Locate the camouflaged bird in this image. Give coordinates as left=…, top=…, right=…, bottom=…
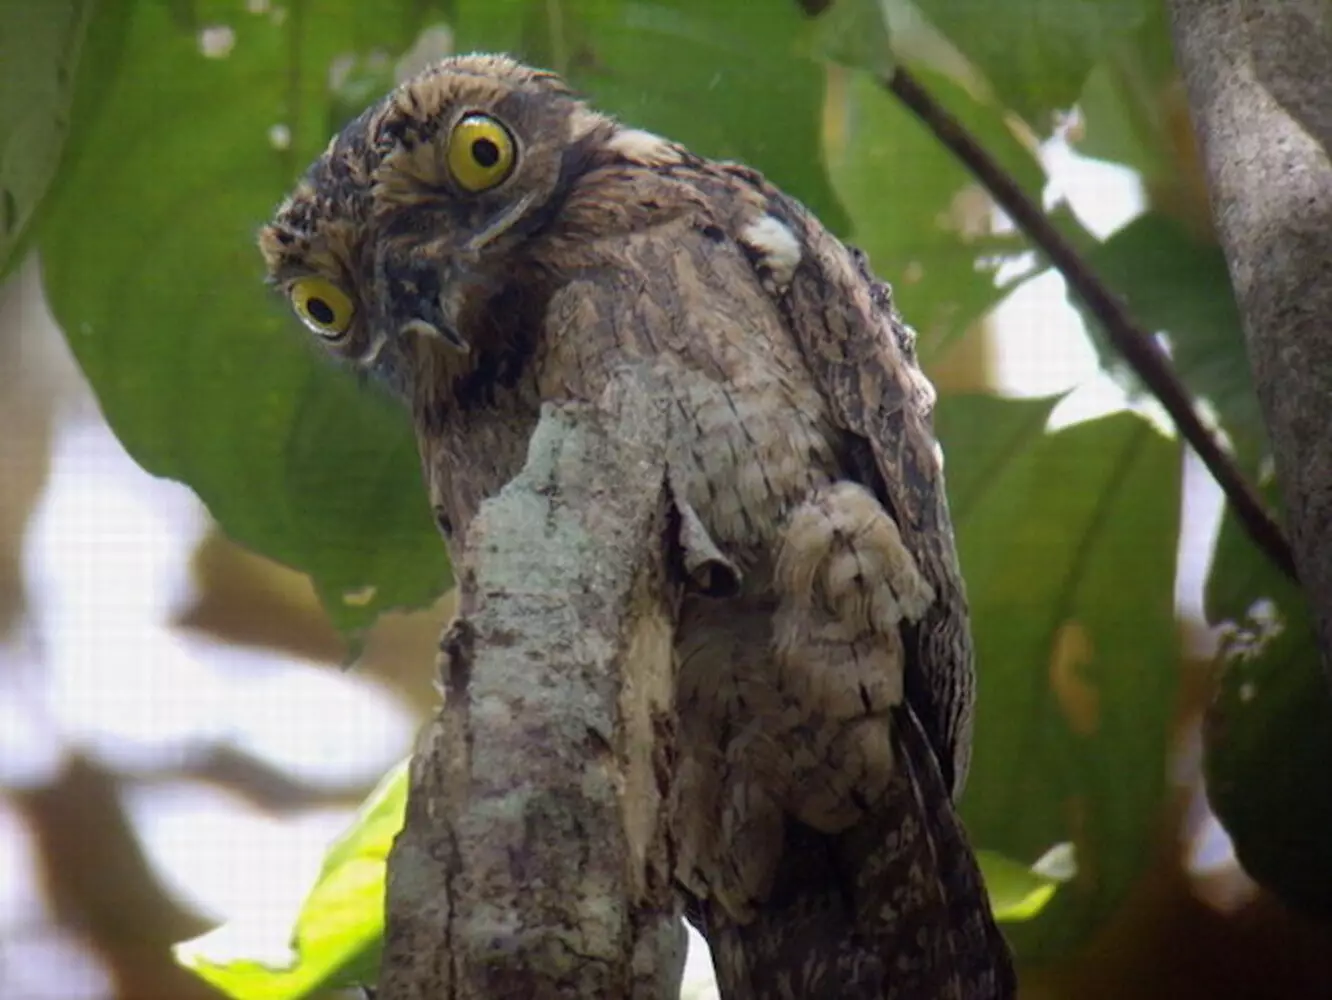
left=260, top=54, right=1012, bottom=997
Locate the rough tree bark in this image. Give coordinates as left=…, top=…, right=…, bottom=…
left=379, top=387, right=688, bottom=999
left=378, top=376, right=1012, bottom=998
left=1167, top=0, right=1332, bottom=687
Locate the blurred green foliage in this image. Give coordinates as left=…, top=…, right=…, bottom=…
left=0, top=0, right=98, bottom=273
left=939, top=396, right=1179, bottom=957
left=3, top=0, right=1327, bottom=995
left=1205, top=484, right=1332, bottom=920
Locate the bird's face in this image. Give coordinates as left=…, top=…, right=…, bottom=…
left=258, top=54, right=614, bottom=395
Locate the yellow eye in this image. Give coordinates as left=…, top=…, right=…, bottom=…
left=289, top=276, right=354, bottom=340
left=446, top=113, right=516, bottom=192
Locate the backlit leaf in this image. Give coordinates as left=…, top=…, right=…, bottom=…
left=38, top=0, right=453, bottom=635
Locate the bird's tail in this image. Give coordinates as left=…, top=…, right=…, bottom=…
left=690, top=703, right=1016, bottom=999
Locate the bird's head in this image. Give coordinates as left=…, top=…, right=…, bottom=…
left=258, top=54, right=618, bottom=395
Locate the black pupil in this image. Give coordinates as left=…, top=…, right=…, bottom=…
left=471, top=137, right=500, bottom=168
left=307, top=297, right=335, bottom=325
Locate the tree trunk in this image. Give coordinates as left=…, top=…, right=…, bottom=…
left=379, top=388, right=687, bottom=999
left=1167, top=0, right=1332, bottom=688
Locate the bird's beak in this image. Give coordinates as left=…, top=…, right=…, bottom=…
left=400, top=317, right=469, bottom=354
left=464, top=191, right=539, bottom=252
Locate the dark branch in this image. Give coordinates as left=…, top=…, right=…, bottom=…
left=882, top=65, right=1298, bottom=583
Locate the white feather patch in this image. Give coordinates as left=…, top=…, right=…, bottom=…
left=740, top=214, right=802, bottom=289
left=606, top=127, right=683, bottom=166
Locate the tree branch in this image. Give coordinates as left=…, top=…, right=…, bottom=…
left=1165, top=0, right=1332, bottom=686
left=379, top=388, right=686, bottom=999
left=16, top=755, right=216, bottom=1000
left=882, top=65, right=1298, bottom=584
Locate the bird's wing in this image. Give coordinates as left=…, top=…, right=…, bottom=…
left=722, top=171, right=976, bottom=799
left=701, top=168, right=1014, bottom=998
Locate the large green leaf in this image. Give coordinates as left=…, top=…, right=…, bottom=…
left=1204, top=501, right=1332, bottom=918
left=38, top=1, right=452, bottom=634
left=1084, top=211, right=1265, bottom=465
left=823, top=64, right=1043, bottom=362
left=0, top=0, right=100, bottom=274
left=912, top=0, right=1155, bottom=127
left=450, top=0, right=848, bottom=231
left=939, top=394, right=1181, bottom=958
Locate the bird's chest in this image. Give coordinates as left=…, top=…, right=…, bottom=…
left=416, top=381, right=543, bottom=547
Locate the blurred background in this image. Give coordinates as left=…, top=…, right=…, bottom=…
left=3, top=2, right=1332, bottom=998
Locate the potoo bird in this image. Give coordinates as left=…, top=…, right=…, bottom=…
left=260, top=54, right=1010, bottom=996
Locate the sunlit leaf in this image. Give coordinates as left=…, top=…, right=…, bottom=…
left=977, top=849, right=1067, bottom=923
left=175, top=761, right=409, bottom=998
left=939, top=393, right=1180, bottom=958
left=38, top=0, right=452, bottom=635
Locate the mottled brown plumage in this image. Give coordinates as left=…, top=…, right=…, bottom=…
left=260, top=53, right=1010, bottom=997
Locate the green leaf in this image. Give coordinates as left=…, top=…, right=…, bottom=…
left=450, top=0, right=849, bottom=231
left=912, top=0, right=1154, bottom=127
left=939, top=394, right=1181, bottom=958
left=824, top=66, right=1044, bottom=361
left=0, top=0, right=99, bottom=274
left=1085, top=211, right=1265, bottom=464
left=807, top=0, right=894, bottom=75
left=175, top=761, right=409, bottom=998
left=38, top=0, right=451, bottom=635
left=1204, top=503, right=1332, bottom=918
left=1072, top=1, right=1179, bottom=181
left=977, top=848, right=1068, bottom=923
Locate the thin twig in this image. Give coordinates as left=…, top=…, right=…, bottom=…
left=883, top=65, right=1298, bottom=582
